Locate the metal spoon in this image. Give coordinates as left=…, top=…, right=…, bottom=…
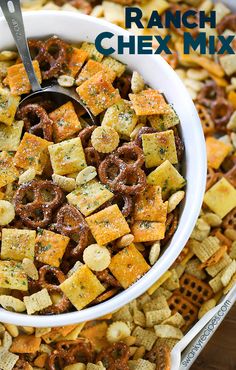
left=1, top=0, right=95, bottom=123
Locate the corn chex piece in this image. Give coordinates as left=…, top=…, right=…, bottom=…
left=162, top=312, right=185, bottom=328
left=145, top=308, right=171, bottom=327
left=102, top=99, right=138, bottom=138
left=48, top=137, right=87, bottom=175
left=0, top=261, right=28, bottom=291
left=131, top=220, right=166, bottom=242
left=101, top=57, right=125, bottom=77
left=199, top=245, right=228, bottom=269
left=129, top=359, right=156, bottom=370
left=154, top=325, right=183, bottom=340
left=206, top=137, right=232, bottom=169
left=7, top=60, right=42, bottom=95
left=185, top=258, right=207, bottom=280
left=198, top=299, right=217, bottom=320
left=35, top=229, right=70, bottom=268
left=148, top=105, right=180, bottom=131
left=24, top=289, right=52, bottom=315
left=0, top=120, right=23, bottom=151
left=155, top=337, right=178, bottom=350
left=129, top=90, right=170, bottom=116
left=143, top=296, right=169, bottom=313
left=223, top=272, right=236, bottom=294
left=1, top=228, right=36, bottom=261
left=221, top=260, right=236, bottom=287
left=85, top=204, right=130, bottom=245
left=133, top=308, right=146, bottom=327
left=191, top=236, right=220, bottom=263
left=109, top=244, right=150, bottom=289
left=67, top=47, right=88, bottom=77
left=0, top=89, right=20, bottom=126
left=76, top=59, right=116, bottom=86
left=206, top=253, right=232, bottom=277
left=0, top=350, right=19, bottom=370
left=77, top=71, right=121, bottom=116
left=49, top=101, right=81, bottom=142
left=132, top=326, right=157, bottom=351
left=10, top=334, right=41, bottom=353
left=150, top=286, right=172, bottom=300
left=0, top=151, right=18, bottom=188
left=142, top=130, right=178, bottom=168
left=60, top=265, right=105, bottom=310
left=134, top=185, right=167, bottom=222
left=204, top=178, right=236, bottom=218
left=80, top=42, right=104, bottom=62
left=87, top=363, right=105, bottom=370
left=112, top=305, right=133, bottom=323
left=147, top=160, right=186, bottom=199
left=209, top=272, right=224, bottom=293
left=162, top=269, right=180, bottom=291
left=14, top=132, right=51, bottom=175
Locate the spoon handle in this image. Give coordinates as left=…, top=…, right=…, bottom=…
left=1, top=0, right=41, bottom=92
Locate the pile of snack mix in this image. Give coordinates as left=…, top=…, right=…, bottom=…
left=0, top=0, right=236, bottom=369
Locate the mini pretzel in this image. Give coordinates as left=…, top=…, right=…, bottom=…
left=29, top=36, right=68, bottom=79
left=79, top=126, right=97, bottom=148
left=114, top=73, right=131, bottom=99
left=177, top=273, right=213, bottom=307
left=135, top=127, right=157, bottom=147
left=206, top=168, right=222, bottom=191
left=217, top=14, right=236, bottom=34
left=197, top=81, right=225, bottom=108
left=56, top=339, right=94, bottom=363
left=46, top=350, right=69, bottom=370
left=195, top=103, right=215, bottom=135
left=115, top=143, right=145, bottom=168
left=222, top=207, right=236, bottom=230
left=96, top=342, right=130, bottom=370
left=38, top=265, right=70, bottom=314
left=56, top=204, right=90, bottom=257
left=161, top=210, right=178, bottom=246
left=211, top=98, right=234, bottom=132
left=146, top=343, right=171, bottom=370
left=96, top=269, right=121, bottom=288
left=17, top=103, right=53, bottom=141
left=14, top=180, right=64, bottom=228
left=224, top=164, right=236, bottom=187
left=113, top=165, right=146, bottom=195
left=174, top=128, right=185, bottom=162
left=84, top=147, right=102, bottom=168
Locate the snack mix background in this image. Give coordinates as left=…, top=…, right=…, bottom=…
left=0, top=0, right=236, bottom=369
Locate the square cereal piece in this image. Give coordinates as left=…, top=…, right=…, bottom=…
left=131, top=220, right=166, bottom=242
left=14, top=132, right=51, bottom=174
left=101, top=56, right=125, bottom=77
left=142, top=130, right=178, bottom=168
left=129, top=89, right=170, bottom=116
left=147, top=160, right=186, bottom=200
left=67, top=47, right=88, bottom=77
left=132, top=326, right=157, bottom=351
left=0, top=151, right=19, bottom=187
left=204, top=178, right=236, bottom=218
left=77, top=71, right=121, bottom=116
left=85, top=204, right=130, bottom=245
left=0, top=89, right=20, bottom=125
left=0, top=260, right=28, bottom=291
left=35, top=229, right=69, bottom=268
left=206, top=253, right=232, bottom=277
left=7, top=60, right=42, bottom=95
left=134, top=185, right=167, bottom=222
left=206, top=137, right=232, bottom=169
left=143, top=296, right=169, bottom=313
left=0, top=120, right=23, bottom=151
left=102, top=99, right=138, bottom=138
left=67, top=179, right=114, bottom=216
left=80, top=42, right=104, bottom=62
left=0, top=351, right=19, bottom=369
left=191, top=236, right=220, bottom=263
left=1, top=228, right=36, bottom=261
left=48, top=137, right=87, bottom=175
left=129, top=359, right=155, bottom=370
left=76, top=60, right=116, bottom=86
left=24, top=289, right=52, bottom=315
left=148, top=105, right=179, bottom=131
left=145, top=308, right=171, bottom=327
left=60, top=265, right=105, bottom=310
left=109, top=244, right=150, bottom=289
left=154, top=324, right=183, bottom=340
left=49, top=101, right=81, bottom=143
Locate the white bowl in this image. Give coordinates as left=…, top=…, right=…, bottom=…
left=0, top=11, right=206, bottom=327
